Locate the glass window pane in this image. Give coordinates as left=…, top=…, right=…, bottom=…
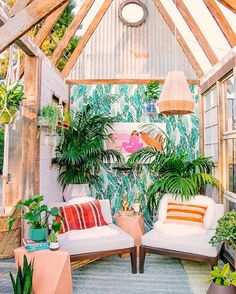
left=205, top=92, right=211, bottom=110
left=227, top=138, right=236, bottom=194
left=225, top=76, right=235, bottom=131
left=212, top=87, right=217, bottom=107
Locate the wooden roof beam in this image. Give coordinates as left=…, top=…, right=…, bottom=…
left=51, top=0, right=95, bottom=65
left=0, top=0, right=69, bottom=53
left=61, top=0, right=113, bottom=78
left=152, top=0, right=204, bottom=78
left=8, top=0, right=33, bottom=17
left=34, top=1, right=69, bottom=47
left=203, top=0, right=236, bottom=47
left=174, top=0, right=218, bottom=66
left=217, top=0, right=236, bottom=13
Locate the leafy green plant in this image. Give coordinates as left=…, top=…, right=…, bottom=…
left=202, top=263, right=236, bottom=287
left=210, top=211, right=236, bottom=249
left=56, top=105, right=123, bottom=189
left=144, top=81, right=161, bottom=102
left=10, top=255, right=34, bottom=294
left=39, top=105, right=63, bottom=134
left=128, top=137, right=219, bottom=213
left=9, top=195, right=62, bottom=233
left=0, top=82, right=24, bottom=111
left=48, top=232, right=58, bottom=243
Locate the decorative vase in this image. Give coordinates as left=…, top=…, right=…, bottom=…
left=63, top=184, right=91, bottom=201
left=0, top=110, right=16, bottom=124
left=207, top=282, right=236, bottom=294
left=29, top=227, right=47, bottom=242
left=49, top=242, right=59, bottom=251
left=132, top=201, right=141, bottom=214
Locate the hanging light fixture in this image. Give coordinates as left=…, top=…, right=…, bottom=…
left=158, top=1, right=195, bottom=115
left=158, top=71, right=194, bottom=114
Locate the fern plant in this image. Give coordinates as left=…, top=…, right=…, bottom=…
left=128, top=138, right=219, bottom=214
left=56, top=105, right=123, bottom=189
left=10, top=255, right=34, bottom=294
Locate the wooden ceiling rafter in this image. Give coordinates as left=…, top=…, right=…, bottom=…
left=203, top=0, right=236, bottom=47
left=51, top=0, right=95, bottom=66
left=0, top=0, right=69, bottom=53
left=61, top=0, right=113, bottom=78
left=8, top=0, right=33, bottom=17
left=34, top=1, right=69, bottom=47
left=152, top=0, right=204, bottom=78
left=174, top=0, right=218, bottom=66
left=217, top=0, right=236, bottom=13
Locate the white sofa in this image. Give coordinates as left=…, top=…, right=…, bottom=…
left=140, top=195, right=224, bottom=273
left=49, top=198, right=137, bottom=273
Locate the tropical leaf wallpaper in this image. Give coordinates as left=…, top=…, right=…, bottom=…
left=70, top=84, right=199, bottom=228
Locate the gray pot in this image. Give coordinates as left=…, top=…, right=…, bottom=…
left=207, top=282, right=236, bottom=294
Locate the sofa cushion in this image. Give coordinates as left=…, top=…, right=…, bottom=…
left=154, top=222, right=206, bottom=236
left=58, top=224, right=134, bottom=255
left=158, top=194, right=216, bottom=229
left=165, top=201, right=207, bottom=227
left=59, top=200, right=107, bottom=234
left=142, top=228, right=219, bottom=257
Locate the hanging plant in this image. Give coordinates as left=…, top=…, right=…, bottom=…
left=0, top=82, right=25, bottom=124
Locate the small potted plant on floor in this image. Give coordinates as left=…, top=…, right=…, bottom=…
left=0, top=82, right=24, bottom=124
left=10, top=255, right=34, bottom=294
left=9, top=195, right=62, bottom=242
left=210, top=211, right=236, bottom=269
left=48, top=231, right=60, bottom=251
left=203, top=263, right=236, bottom=294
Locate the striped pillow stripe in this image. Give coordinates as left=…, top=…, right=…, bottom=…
left=165, top=202, right=208, bottom=226
left=59, top=200, right=108, bottom=234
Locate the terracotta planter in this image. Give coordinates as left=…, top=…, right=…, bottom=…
left=207, top=282, right=236, bottom=294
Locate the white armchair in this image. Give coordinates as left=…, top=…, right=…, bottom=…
left=50, top=198, right=137, bottom=273
left=139, top=195, right=224, bottom=273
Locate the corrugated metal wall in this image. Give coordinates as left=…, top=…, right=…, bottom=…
left=69, top=0, right=197, bottom=80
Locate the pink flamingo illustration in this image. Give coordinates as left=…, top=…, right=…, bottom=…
left=122, top=130, right=143, bottom=153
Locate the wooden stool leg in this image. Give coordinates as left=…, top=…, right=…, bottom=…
left=130, top=247, right=137, bottom=274
left=139, top=246, right=146, bottom=274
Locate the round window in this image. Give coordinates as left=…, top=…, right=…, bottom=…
left=118, top=0, right=148, bottom=27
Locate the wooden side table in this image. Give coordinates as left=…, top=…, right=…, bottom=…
left=116, top=214, right=145, bottom=257
left=14, top=247, right=72, bottom=294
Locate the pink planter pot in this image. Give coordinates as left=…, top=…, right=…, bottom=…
left=207, top=282, right=236, bottom=294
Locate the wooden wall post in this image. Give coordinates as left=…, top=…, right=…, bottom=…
left=217, top=81, right=223, bottom=203
left=3, top=56, right=41, bottom=207
left=21, top=56, right=41, bottom=200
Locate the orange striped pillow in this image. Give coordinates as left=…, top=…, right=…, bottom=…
left=165, top=202, right=208, bottom=227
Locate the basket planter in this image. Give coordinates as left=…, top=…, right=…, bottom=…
left=0, top=109, right=16, bottom=124
left=0, top=209, right=21, bottom=259
left=207, top=282, right=236, bottom=294
left=29, top=227, right=47, bottom=242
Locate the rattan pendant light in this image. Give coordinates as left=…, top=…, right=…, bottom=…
left=158, top=1, right=194, bottom=115
left=158, top=70, right=194, bottom=114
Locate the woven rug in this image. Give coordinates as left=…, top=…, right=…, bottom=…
left=72, top=255, right=193, bottom=294
left=0, top=256, right=197, bottom=294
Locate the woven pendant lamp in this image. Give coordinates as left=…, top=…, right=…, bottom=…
left=158, top=71, right=195, bottom=115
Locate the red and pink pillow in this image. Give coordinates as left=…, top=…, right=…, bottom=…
left=59, top=200, right=108, bottom=234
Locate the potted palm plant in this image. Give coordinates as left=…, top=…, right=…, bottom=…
left=203, top=263, right=236, bottom=294
left=9, top=195, right=62, bottom=242
left=10, top=255, right=34, bottom=294
left=210, top=211, right=236, bottom=269
left=56, top=105, right=123, bottom=199
left=0, top=82, right=24, bottom=124
left=128, top=136, right=219, bottom=214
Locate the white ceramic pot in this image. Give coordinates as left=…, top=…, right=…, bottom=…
left=63, top=184, right=91, bottom=201
left=132, top=202, right=141, bottom=214
left=49, top=242, right=59, bottom=251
